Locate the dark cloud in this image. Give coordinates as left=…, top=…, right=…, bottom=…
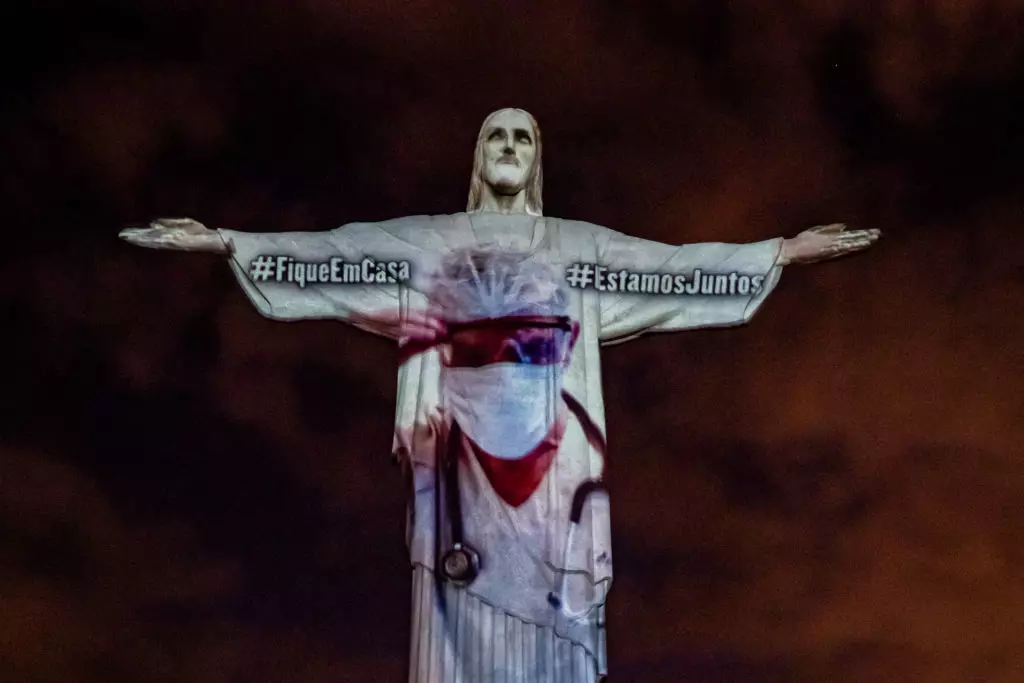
left=2, top=0, right=1023, bottom=680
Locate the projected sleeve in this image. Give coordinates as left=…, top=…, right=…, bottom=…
left=592, top=225, right=785, bottom=345
left=219, top=217, right=431, bottom=340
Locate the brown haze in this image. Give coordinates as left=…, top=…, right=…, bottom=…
left=2, top=1, right=1023, bottom=681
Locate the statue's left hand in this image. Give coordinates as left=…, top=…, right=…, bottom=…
left=779, top=224, right=881, bottom=265
left=119, top=218, right=232, bottom=254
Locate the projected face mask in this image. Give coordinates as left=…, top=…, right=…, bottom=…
left=440, top=316, right=573, bottom=460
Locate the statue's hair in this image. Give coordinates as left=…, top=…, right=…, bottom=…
left=428, top=247, right=568, bottom=323
left=466, top=108, right=543, bottom=216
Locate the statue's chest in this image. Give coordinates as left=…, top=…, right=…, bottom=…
left=452, top=215, right=574, bottom=257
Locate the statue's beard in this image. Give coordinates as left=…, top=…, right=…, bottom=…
left=486, top=166, right=527, bottom=195
left=491, top=181, right=522, bottom=195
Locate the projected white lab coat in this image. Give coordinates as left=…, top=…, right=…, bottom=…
left=220, top=212, right=784, bottom=682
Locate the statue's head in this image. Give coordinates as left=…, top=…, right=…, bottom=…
left=467, top=108, right=543, bottom=216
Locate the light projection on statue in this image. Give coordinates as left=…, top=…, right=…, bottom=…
left=119, top=107, right=880, bottom=683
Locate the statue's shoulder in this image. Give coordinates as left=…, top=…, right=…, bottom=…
left=549, top=216, right=609, bottom=233
left=339, top=213, right=456, bottom=229
left=545, top=216, right=615, bottom=248
left=380, top=213, right=459, bottom=227
left=335, top=213, right=458, bottom=238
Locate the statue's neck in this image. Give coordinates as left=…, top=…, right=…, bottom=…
left=475, top=186, right=535, bottom=215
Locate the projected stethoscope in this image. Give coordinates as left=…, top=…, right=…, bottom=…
left=438, top=387, right=609, bottom=620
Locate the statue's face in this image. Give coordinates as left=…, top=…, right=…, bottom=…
left=480, top=109, right=537, bottom=195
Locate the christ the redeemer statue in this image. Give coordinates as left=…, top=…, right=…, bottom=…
left=120, top=108, right=879, bottom=682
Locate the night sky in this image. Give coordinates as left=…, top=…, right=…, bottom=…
left=3, top=1, right=1023, bottom=681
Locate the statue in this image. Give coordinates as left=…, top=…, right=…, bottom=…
left=120, top=108, right=879, bottom=682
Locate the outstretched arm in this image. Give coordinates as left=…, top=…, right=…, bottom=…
left=593, top=222, right=880, bottom=344
left=120, top=217, right=434, bottom=339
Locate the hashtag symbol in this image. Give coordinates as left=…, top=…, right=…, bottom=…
left=565, top=263, right=594, bottom=289
left=249, top=256, right=275, bottom=282
left=565, top=263, right=582, bottom=288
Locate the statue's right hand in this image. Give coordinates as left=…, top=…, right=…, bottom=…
left=118, top=218, right=232, bottom=254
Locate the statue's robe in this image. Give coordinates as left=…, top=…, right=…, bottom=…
left=220, top=213, right=784, bottom=682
